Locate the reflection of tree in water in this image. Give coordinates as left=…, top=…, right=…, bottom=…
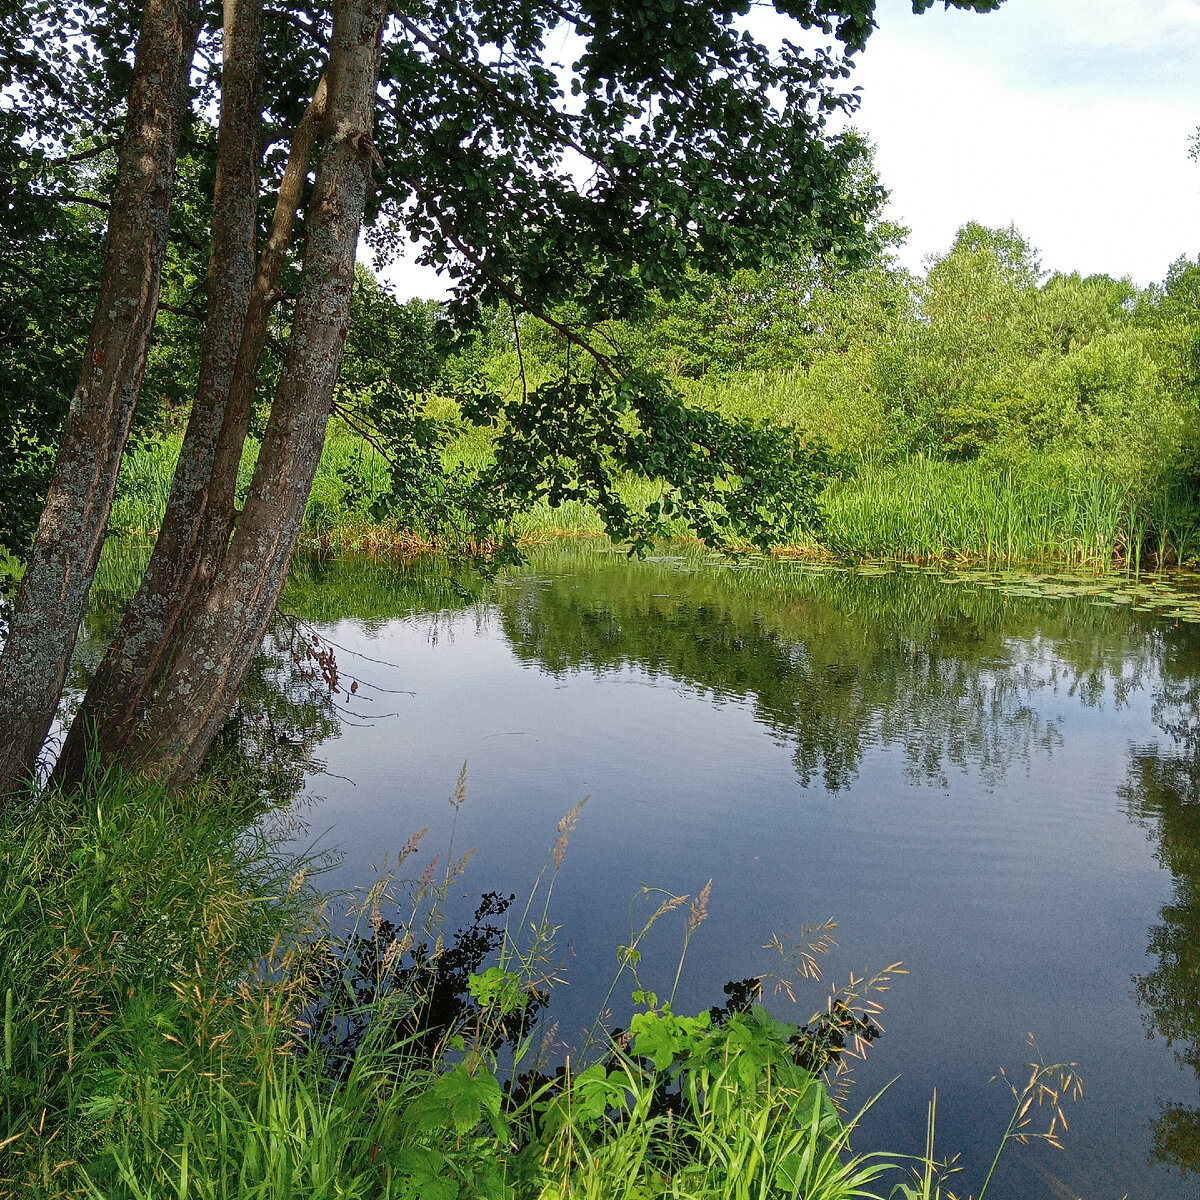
left=492, top=558, right=1167, bottom=791
left=1122, top=634, right=1200, bottom=1173
left=80, top=541, right=1200, bottom=1169
left=82, top=543, right=1167, bottom=804
left=283, top=550, right=492, bottom=627
left=199, top=620, right=342, bottom=807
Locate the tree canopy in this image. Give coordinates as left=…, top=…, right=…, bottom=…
left=0, top=0, right=1006, bottom=797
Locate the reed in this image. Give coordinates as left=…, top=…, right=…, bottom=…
left=107, top=438, right=180, bottom=535
left=104, top=411, right=1200, bottom=570
left=819, top=455, right=1200, bottom=568
left=0, top=768, right=312, bottom=1196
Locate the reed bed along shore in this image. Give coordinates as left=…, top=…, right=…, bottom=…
left=818, top=456, right=1200, bottom=570
left=108, top=425, right=1200, bottom=572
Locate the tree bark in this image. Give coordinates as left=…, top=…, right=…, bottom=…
left=53, top=0, right=267, bottom=789
left=128, top=0, right=385, bottom=783
left=54, top=75, right=330, bottom=791
left=197, top=74, right=329, bottom=562
left=0, top=0, right=199, bottom=802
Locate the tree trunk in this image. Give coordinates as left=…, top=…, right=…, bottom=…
left=53, top=0, right=267, bottom=789
left=128, top=0, right=385, bottom=784
left=0, top=0, right=199, bottom=802
left=54, top=76, right=329, bottom=791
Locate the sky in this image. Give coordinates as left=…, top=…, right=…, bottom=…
left=854, top=0, right=1200, bottom=285
left=382, top=0, right=1200, bottom=297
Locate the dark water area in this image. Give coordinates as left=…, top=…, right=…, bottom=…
left=87, top=542, right=1200, bottom=1196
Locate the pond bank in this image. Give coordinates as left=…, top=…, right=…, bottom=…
left=105, top=430, right=1200, bottom=573
left=27, top=543, right=1200, bottom=1199
left=0, top=771, right=1067, bottom=1200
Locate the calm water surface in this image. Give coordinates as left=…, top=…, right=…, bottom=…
left=114, top=543, right=1200, bottom=1199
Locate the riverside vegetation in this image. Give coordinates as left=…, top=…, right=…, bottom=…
left=0, top=3, right=1158, bottom=1193
left=2, top=218, right=1188, bottom=1200
left=88, top=222, right=1200, bottom=571
left=0, top=765, right=1084, bottom=1200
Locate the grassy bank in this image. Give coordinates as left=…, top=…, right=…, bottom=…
left=110, top=417, right=1200, bottom=569
left=84, top=225, right=1200, bottom=573
left=0, top=771, right=1081, bottom=1199
left=0, top=772, right=890, bottom=1199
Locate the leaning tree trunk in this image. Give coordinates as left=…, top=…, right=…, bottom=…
left=53, top=0, right=267, bottom=790
left=185, top=72, right=329, bottom=573
left=0, top=0, right=199, bottom=802
left=128, top=0, right=386, bottom=784
left=54, top=77, right=329, bottom=791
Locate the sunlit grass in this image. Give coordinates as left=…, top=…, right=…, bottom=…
left=106, top=400, right=1200, bottom=570
left=819, top=456, right=1199, bottom=569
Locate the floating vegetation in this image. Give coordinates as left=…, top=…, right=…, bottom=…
left=925, top=566, right=1200, bottom=623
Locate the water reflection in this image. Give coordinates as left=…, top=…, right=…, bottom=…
left=1120, top=628, right=1200, bottom=1173
left=493, top=554, right=1159, bottom=790
left=80, top=540, right=1200, bottom=1190
left=80, top=543, right=345, bottom=802
left=280, top=546, right=1200, bottom=1191
left=199, top=622, right=343, bottom=807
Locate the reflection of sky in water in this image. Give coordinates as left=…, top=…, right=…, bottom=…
left=288, top=563, right=1198, bottom=1200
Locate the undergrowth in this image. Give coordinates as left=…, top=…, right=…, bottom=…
left=108, top=419, right=1200, bottom=570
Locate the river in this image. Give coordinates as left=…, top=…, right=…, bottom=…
left=90, top=541, right=1200, bottom=1197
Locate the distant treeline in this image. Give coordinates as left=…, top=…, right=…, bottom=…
left=12, top=210, right=1200, bottom=567
left=455, top=220, right=1200, bottom=564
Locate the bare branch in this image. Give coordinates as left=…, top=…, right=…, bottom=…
left=157, top=302, right=205, bottom=320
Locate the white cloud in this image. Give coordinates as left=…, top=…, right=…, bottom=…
left=852, top=0, right=1200, bottom=284
left=1038, top=0, right=1200, bottom=53
left=868, top=0, right=1200, bottom=102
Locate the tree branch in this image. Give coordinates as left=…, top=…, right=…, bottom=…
left=408, top=174, right=616, bottom=375
left=157, top=302, right=205, bottom=319
left=389, top=12, right=617, bottom=183
left=43, top=139, right=120, bottom=167
left=54, top=191, right=111, bottom=212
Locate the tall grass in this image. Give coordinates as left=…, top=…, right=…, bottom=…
left=0, top=770, right=311, bottom=1196
left=0, top=771, right=894, bottom=1199
left=108, top=439, right=180, bottom=535
left=106, top=423, right=696, bottom=554
left=109, top=434, right=259, bottom=537
left=106, top=405, right=1200, bottom=568
left=819, top=456, right=1200, bottom=569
